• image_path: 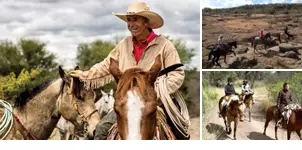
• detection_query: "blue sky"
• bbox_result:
[203,0,302,8]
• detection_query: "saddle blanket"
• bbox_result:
[282,104,301,124]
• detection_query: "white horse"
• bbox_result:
[96,89,115,119]
[49,89,115,140]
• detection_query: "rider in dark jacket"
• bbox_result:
[277,82,294,127]
[218,77,243,121]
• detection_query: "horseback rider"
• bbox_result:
[277,82,294,127]
[68,2,190,140]
[213,35,224,52]
[259,29,264,40]
[219,77,244,121]
[241,80,255,105]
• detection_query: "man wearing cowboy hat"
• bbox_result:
[69,2,189,140]
[241,80,255,105]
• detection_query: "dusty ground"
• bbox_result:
[202,13,302,69]
[202,83,300,140]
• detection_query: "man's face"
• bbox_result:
[127,15,148,37]
[285,84,289,90]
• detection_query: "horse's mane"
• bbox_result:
[14,78,58,107]
[116,68,150,100]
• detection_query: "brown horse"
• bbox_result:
[1,66,100,140]
[107,55,175,140]
[286,109,302,140]
[263,105,302,140]
[239,93,254,122]
[250,33,271,53]
[221,95,242,140]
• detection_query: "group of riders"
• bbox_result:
[211,24,293,53]
[218,77,297,127]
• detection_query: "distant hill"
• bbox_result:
[202,3,302,14]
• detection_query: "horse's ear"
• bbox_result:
[148,55,162,84]
[59,66,65,79]
[109,58,122,83]
[101,90,106,96]
[110,89,113,96]
[74,66,80,70]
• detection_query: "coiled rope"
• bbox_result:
[0,100,13,140]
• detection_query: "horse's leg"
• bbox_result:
[223,117,228,132]
[254,43,257,53]
[234,120,238,140]
[287,129,291,140]
[275,122,279,140]
[227,117,232,135]
[224,53,227,64]
[249,106,251,122]
[216,55,221,67]
[263,107,274,135]
[232,50,236,57]
[296,130,302,140]
[212,55,216,65]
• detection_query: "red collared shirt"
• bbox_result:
[133,31,158,63]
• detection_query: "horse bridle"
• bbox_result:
[67,78,98,138]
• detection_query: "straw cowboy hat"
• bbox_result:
[112,2,164,29]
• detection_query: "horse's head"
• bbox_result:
[57,66,100,139]
[98,89,115,117]
[232,41,238,49]
[109,55,162,140]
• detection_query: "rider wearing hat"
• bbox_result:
[259,29,264,39]
[218,77,244,121]
[241,80,255,104]
[69,2,190,140]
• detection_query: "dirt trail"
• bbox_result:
[203,85,300,140]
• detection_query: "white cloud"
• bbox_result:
[292,0,302,3]
[0,0,200,69]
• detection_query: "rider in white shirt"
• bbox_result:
[241,80,255,104]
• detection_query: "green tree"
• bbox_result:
[0,40,24,76]
[76,40,115,70]
[19,39,57,72]
[0,39,58,76]
[165,36,196,66]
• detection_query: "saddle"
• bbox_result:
[242,92,254,103]
[281,104,301,124]
[220,95,238,114]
